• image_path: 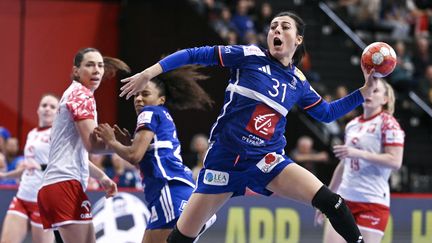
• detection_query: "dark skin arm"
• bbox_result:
[94,123,154,165]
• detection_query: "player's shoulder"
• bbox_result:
[380,112,403,130]
[67,82,93,102]
[293,66,307,82]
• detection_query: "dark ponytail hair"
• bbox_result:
[72,47,130,81]
[274,11,306,66]
[152,65,213,110]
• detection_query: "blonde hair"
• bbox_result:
[380,79,395,115]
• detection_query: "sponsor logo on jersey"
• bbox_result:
[242,134,265,146]
[359,214,381,226]
[163,110,173,121]
[150,206,158,223]
[224,46,232,54]
[258,65,271,75]
[81,200,91,212]
[385,130,404,144]
[203,169,229,186]
[243,45,266,57]
[246,104,281,140]
[137,111,153,124]
[256,153,282,173]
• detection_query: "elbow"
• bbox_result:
[127,153,143,165]
[392,160,403,170]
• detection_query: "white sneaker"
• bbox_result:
[194,214,217,243]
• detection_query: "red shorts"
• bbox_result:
[7,197,43,227]
[37,180,93,229]
[346,200,390,234]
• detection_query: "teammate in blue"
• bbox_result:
[120,11,375,243]
[94,65,216,243]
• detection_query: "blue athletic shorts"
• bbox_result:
[195,142,294,197]
[146,181,194,229]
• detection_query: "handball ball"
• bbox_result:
[361,42,397,78]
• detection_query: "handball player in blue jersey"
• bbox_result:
[120,11,377,243]
[95,66,216,243]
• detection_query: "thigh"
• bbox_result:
[266,163,323,204]
[0,213,29,243]
[142,229,172,243]
[322,220,346,243]
[360,228,383,243]
[31,225,55,243]
[176,192,232,237]
[58,223,95,243]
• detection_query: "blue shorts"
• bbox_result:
[146,181,194,230]
[195,143,293,197]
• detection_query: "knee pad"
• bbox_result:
[166,225,196,243]
[312,186,364,243]
[312,185,346,219]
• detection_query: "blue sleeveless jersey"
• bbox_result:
[135,105,195,203]
[207,45,322,157]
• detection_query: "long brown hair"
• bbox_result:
[152,65,213,110]
[72,47,130,81]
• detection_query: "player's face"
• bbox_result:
[134,82,165,115]
[37,95,59,127]
[362,80,388,111]
[73,51,104,91]
[267,16,303,63]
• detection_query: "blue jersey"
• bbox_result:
[159,45,363,158]
[209,45,322,157]
[135,105,194,203]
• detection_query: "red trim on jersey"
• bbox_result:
[36,126,52,131]
[303,97,322,110]
[218,46,225,67]
[384,143,404,147]
[73,115,95,121]
[359,111,383,122]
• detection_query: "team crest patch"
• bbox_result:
[256,153,283,173]
[203,169,229,186]
[137,111,153,124]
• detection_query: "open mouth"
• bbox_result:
[273,37,282,47]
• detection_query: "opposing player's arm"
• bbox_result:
[0,163,25,179]
[358,145,403,170]
[328,161,344,192]
[89,162,117,198]
[75,119,111,154]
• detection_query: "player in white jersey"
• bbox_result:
[316,79,404,243]
[0,94,59,243]
[37,48,129,243]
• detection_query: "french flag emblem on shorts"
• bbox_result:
[256,153,282,173]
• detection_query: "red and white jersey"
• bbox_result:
[42,81,97,190]
[17,127,52,202]
[337,112,404,206]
